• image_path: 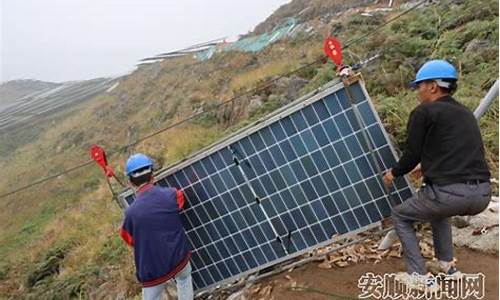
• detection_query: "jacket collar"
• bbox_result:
[435,95,454,103]
[136,182,154,195]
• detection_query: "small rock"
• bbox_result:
[259,285,273,296]
[334,261,349,267]
[248,96,263,112]
[488,202,499,213]
[451,216,470,228]
[282,76,309,104]
[453,227,499,254]
[227,290,246,300]
[452,206,499,253]
[318,259,332,269]
[465,39,490,53]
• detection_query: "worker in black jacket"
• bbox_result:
[382,59,491,292]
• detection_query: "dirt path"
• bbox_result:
[260,248,498,300]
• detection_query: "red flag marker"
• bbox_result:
[323,37,343,68]
[90,144,116,178]
[90,145,125,207]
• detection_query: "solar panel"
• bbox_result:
[118,77,413,292]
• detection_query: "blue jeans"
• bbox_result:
[142,261,193,300]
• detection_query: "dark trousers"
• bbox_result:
[391,182,491,274]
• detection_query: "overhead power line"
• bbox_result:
[0,1,428,199]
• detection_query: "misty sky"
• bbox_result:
[1,0,290,83]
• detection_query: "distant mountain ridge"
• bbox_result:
[0,78,116,132]
[0,79,61,109]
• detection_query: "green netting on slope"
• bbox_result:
[223,17,297,53]
[195,46,217,61]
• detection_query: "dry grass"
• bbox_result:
[229,59,298,92]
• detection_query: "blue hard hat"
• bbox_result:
[410,59,458,88]
[125,153,153,176]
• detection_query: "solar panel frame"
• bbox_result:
[118,77,414,293]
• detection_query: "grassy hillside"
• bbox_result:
[0,0,497,298]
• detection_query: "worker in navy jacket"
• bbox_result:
[120,153,193,300]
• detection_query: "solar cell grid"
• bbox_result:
[120,79,413,291]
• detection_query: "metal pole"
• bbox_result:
[342,77,399,207]
[473,79,499,120]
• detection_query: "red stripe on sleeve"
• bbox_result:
[120,228,134,246]
[176,189,185,210]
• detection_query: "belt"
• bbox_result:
[461,179,489,184]
[425,179,489,186]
